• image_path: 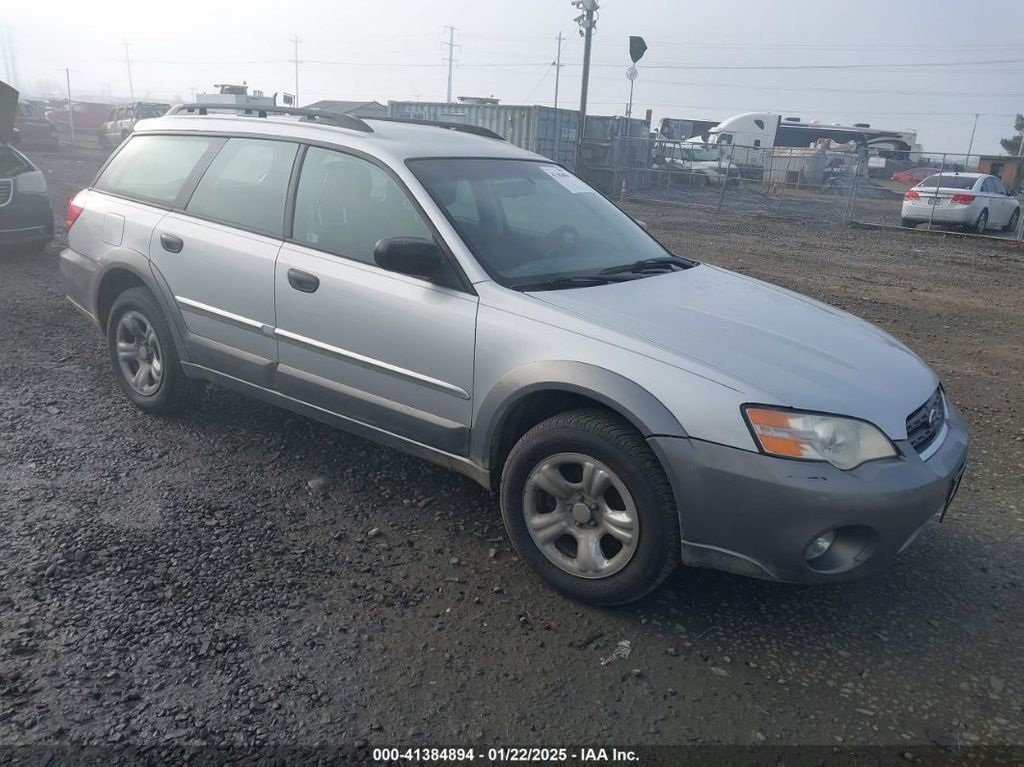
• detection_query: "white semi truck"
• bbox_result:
[692,112,920,171]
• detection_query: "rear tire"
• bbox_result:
[106,287,204,415]
[1003,208,1020,234]
[901,218,916,229]
[972,209,988,234]
[500,409,680,606]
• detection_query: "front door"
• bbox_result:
[152,136,299,385]
[274,146,477,455]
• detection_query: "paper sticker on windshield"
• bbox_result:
[540,165,595,194]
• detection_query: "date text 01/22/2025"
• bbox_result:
[372,747,641,762]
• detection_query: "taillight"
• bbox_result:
[951,194,976,204]
[65,189,87,231]
[904,190,920,200]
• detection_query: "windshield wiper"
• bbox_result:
[599,256,692,275]
[513,274,638,292]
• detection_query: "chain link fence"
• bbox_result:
[582,137,1024,242]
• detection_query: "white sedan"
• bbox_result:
[901,172,1020,234]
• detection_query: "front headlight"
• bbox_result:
[743,406,897,471]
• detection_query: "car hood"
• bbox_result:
[531,265,938,440]
[0,80,16,143]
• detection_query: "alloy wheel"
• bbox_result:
[115,310,164,396]
[522,452,639,579]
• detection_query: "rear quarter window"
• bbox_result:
[95,134,216,204]
[185,137,298,237]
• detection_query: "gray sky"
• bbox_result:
[4,0,1023,154]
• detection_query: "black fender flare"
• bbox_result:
[92,252,192,363]
[471,360,688,472]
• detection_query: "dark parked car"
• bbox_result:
[1,82,54,253]
[13,99,60,150]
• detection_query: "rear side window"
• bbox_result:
[186,138,298,237]
[95,134,215,204]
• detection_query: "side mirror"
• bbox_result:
[374,237,444,279]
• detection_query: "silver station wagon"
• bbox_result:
[60,104,969,605]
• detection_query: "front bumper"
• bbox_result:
[649,399,969,582]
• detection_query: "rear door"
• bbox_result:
[274,146,477,455]
[153,136,299,385]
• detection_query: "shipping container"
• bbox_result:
[387,101,648,173]
[388,101,579,168]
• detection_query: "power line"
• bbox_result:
[586,73,1024,98]
[589,57,1024,71]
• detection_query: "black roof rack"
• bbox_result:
[166,103,374,133]
[363,116,505,141]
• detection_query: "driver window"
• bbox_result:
[292,146,433,265]
[716,133,733,145]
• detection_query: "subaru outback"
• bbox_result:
[59,104,968,605]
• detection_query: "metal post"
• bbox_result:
[843,152,862,223]
[65,68,75,146]
[625,77,634,119]
[123,40,134,101]
[291,35,300,106]
[717,142,735,212]
[575,1,597,171]
[928,154,946,229]
[554,32,564,109]
[776,151,792,213]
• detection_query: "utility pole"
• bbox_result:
[573,0,598,169]
[3,25,19,90]
[290,35,301,106]
[966,112,979,166]
[65,68,75,145]
[443,26,459,103]
[553,32,565,109]
[123,40,135,101]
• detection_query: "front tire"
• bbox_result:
[106,287,203,414]
[500,409,680,606]
[1003,208,1020,233]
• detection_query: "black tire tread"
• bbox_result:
[500,408,680,605]
[106,287,203,415]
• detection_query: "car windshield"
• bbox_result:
[136,104,168,119]
[918,175,976,189]
[410,158,692,288]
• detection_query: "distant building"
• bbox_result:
[977,155,1023,193]
[303,100,388,118]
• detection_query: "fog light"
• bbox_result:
[806,530,836,561]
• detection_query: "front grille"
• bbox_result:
[0,179,12,207]
[906,388,946,454]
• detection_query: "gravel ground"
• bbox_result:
[1,146,1022,751]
